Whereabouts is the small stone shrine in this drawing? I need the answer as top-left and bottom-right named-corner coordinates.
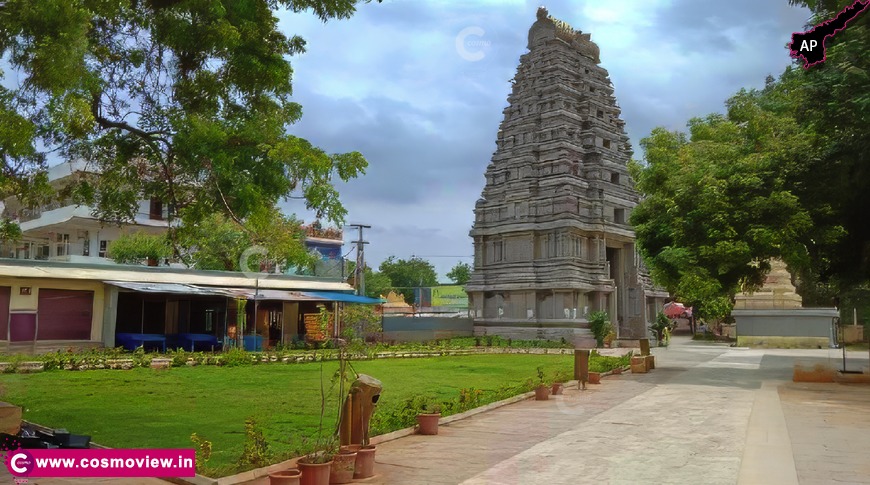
top-left (466, 8), bottom-right (667, 343)
top-left (732, 259), bottom-right (839, 348)
top-left (733, 260), bottom-right (802, 311)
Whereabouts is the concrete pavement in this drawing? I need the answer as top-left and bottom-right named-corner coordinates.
top-left (367, 337), bottom-right (870, 484)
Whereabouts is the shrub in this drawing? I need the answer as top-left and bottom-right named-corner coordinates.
top-left (238, 417), bottom-right (270, 468)
top-left (221, 347), bottom-right (253, 367)
top-left (190, 433), bottom-right (212, 474)
top-left (586, 311), bottom-right (612, 348)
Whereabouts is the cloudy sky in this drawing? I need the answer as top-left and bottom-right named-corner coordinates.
top-left (275, 0), bottom-right (813, 282)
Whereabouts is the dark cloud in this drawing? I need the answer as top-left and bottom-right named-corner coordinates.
top-left (280, 1), bottom-right (811, 280)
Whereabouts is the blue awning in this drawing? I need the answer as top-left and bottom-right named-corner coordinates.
top-left (302, 291), bottom-right (384, 304)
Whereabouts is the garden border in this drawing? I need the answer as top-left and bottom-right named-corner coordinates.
top-left (0, 346), bottom-right (613, 374)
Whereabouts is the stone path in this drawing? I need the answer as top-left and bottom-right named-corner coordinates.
top-left (364, 338), bottom-right (870, 485)
top-left (5, 338), bottom-right (870, 484)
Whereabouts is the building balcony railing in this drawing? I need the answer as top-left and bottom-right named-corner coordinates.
top-left (284, 257), bottom-right (347, 280)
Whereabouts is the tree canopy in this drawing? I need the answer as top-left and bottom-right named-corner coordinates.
top-left (446, 261), bottom-right (472, 285)
top-left (0, 0), bottom-right (375, 242)
top-left (379, 256), bottom-right (438, 305)
top-left (632, 0), bottom-right (870, 313)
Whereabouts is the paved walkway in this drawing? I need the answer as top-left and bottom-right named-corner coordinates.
top-left (6, 338), bottom-right (870, 484)
top-left (365, 338), bottom-right (870, 485)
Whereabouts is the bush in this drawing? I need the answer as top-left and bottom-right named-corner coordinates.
top-left (221, 347), bottom-right (253, 367)
top-left (238, 417), bottom-right (270, 468)
top-left (586, 311), bottom-right (612, 348)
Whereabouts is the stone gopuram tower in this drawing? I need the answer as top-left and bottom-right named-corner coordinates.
top-left (466, 8), bottom-right (666, 343)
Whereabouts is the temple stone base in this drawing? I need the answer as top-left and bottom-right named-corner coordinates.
top-left (732, 308), bottom-right (839, 348)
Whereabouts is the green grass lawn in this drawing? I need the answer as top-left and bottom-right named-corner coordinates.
top-left (0, 353), bottom-right (619, 476)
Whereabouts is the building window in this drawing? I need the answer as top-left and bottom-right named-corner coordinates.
top-left (149, 198), bottom-right (163, 220)
top-left (614, 208), bottom-right (626, 224)
top-left (56, 233), bottom-right (69, 257)
top-left (83, 239), bottom-right (89, 257)
top-left (493, 241), bottom-right (503, 262)
top-left (603, 139), bottom-right (611, 149)
top-left (99, 240), bottom-right (109, 258)
top-left (610, 172), bottom-right (620, 184)
top-left (596, 110), bottom-right (603, 118)
top-left (37, 244), bottom-right (50, 259)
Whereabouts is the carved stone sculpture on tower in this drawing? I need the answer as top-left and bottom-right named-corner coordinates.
top-left (466, 8), bottom-right (667, 344)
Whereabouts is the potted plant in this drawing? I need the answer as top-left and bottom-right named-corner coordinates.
top-left (353, 445), bottom-right (377, 479)
top-left (299, 309), bottom-right (344, 485)
top-left (329, 445), bottom-right (356, 484)
top-left (551, 380), bottom-right (564, 395)
top-left (588, 371), bottom-right (601, 384)
top-left (586, 311), bottom-right (612, 348)
top-left (534, 366), bottom-right (549, 401)
top-left (650, 311), bottom-right (678, 347)
top-left (332, 322), bottom-right (382, 482)
top-left (298, 449), bottom-right (334, 485)
top-left (416, 397), bottom-right (442, 435)
top-left (352, 391), bottom-right (377, 479)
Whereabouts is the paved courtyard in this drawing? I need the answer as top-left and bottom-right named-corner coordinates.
top-left (6, 337), bottom-right (870, 485)
top-left (366, 337), bottom-right (870, 485)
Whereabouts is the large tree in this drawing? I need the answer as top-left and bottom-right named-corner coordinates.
top-left (379, 256), bottom-right (438, 305)
top-left (781, 0), bottom-right (870, 290)
top-left (446, 261), bottom-right (472, 285)
top-left (0, 0), bottom-right (375, 245)
top-left (632, 0), bottom-right (870, 311)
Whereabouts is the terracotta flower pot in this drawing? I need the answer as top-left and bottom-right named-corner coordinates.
top-left (353, 445), bottom-right (376, 479)
top-left (612, 367), bottom-right (623, 375)
top-left (416, 413), bottom-right (441, 435)
top-left (269, 469), bottom-right (301, 485)
top-left (329, 450), bottom-right (357, 484)
top-left (535, 385), bottom-right (549, 401)
top-left (298, 458), bottom-right (333, 485)
top-left (551, 382), bottom-right (563, 395)
top-left (588, 372), bottom-right (601, 384)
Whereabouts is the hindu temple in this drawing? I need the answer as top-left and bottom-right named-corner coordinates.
top-left (466, 8), bottom-right (667, 343)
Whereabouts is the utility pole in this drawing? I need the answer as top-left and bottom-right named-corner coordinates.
top-left (347, 224), bottom-right (370, 296)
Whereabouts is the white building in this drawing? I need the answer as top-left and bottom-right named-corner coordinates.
top-left (2, 160), bottom-right (169, 263)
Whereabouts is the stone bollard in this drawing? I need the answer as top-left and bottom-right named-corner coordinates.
top-left (630, 356), bottom-right (648, 373)
top-left (640, 338), bottom-right (650, 356)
